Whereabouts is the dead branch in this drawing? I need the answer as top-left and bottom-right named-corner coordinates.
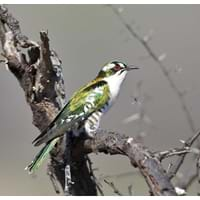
top-left (155, 148), bottom-right (191, 160)
top-left (128, 184), bottom-right (134, 195)
top-left (167, 131), bottom-right (200, 179)
top-left (73, 130), bottom-right (177, 195)
top-left (0, 5), bottom-right (189, 196)
top-left (153, 131), bottom-right (200, 194)
top-left (110, 5), bottom-right (196, 134)
top-left (176, 162), bottom-right (197, 191)
top-left (109, 5), bottom-right (200, 191)
top-left (197, 154), bottom-right (200, 183)
top-left (0, 5), bottom-right (97, 195)
top-left (104, 179), bottom-right (123, 196)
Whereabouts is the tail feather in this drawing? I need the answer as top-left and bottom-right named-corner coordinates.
top-left (32, 128), bottom-right (50, 146)
top-left (32, 133), bottom-right (50, 147)
top-left (25, 138), bottom-right (59, 174)
top-left (32, 128), bottom-right (60, 146)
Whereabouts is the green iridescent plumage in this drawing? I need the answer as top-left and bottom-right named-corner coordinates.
top-left (32, 79), bottom-right (110, 146)
top-left (26, 79), bottom-right (110, 173)
top-left (26, 61), bottom-right (137, 174)
top-left (98, 61), bottom-right (127, 78)
top-left (63, 79), bottom-right (110, 120)
top-left (25, 138), bottom-right (59, 173)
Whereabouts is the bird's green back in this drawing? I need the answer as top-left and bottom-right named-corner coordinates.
top-left (59, 78), bottom-right (110, 122)
top-left (32, 77), bottom-right (110, 146)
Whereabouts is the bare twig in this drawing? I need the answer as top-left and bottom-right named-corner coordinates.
top-left (0, 5), bottom-right (97, 195)
top-left (155, 147), bottom-right (191, 161)
top-left (153, 131), bottom-right (200, 191)
top-left (104, 179), bottom-right (123, 196)
top-left (99, 170), bottom-right (140, 181)
top-left (175, 162), bottom-right (197, 190)
top-left (95, 180), bottom-right (104, 196)
top-left (74, 130), bottom-right (177, 196)
top-left (86, 156), bottom-right (104, 196)
top-left (47, 163), bottom-right (60, 194)
top-left (110, 5), bottom-right (196, 135)
top-left (1, 5), bottom-right (193, 196)
top-left (128, 184), bottom-right (134, 195)
top-left (166, 163), bottom-right (173, 173)
top-left (197, 154), bottom-right (200, 183)
top-left (167, 131), bottom-right (200, 179)
top-left (110, 5), bottom-right (200, 192)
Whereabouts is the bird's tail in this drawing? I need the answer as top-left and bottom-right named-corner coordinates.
top-left (25, 138), bottom-right (59, 174)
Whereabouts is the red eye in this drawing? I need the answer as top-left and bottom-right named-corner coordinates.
top-left (114, 65), bottom-right (121, 71)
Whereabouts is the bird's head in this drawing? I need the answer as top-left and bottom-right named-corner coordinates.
top-left (97, 61), bottom-right (139, 80)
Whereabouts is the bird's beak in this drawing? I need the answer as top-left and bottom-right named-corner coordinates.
top-left (126, 66), bottom-right (140, 71)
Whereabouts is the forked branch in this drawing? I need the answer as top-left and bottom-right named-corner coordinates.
top-left (0, 5), bottom-right (190, 196)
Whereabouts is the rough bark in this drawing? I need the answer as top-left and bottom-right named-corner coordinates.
top-left (73, 130), bottom-right (177, 195)
top-left (0, 5), bottom-right (97, 195)
top-left (0, 5), bottom-right (178, 196)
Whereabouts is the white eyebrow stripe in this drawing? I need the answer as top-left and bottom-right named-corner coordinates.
top-left (103, 63), bottom-right (115, 71)
top-left (119, 63), bottom-right (125, 68)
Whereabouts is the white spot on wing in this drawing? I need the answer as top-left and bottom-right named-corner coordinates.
top-left (66, 118), bottom-right (71, 123)
top-left (86, 87), bottom-right (103, 105)
top-left (94, 87), bottom-right (103, 94)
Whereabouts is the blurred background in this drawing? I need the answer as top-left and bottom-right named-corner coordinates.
top-left (0, 4), bottom-right (200, 195)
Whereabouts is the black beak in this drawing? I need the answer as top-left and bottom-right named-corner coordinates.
top-left (126, 66), bottom-right (140, 71)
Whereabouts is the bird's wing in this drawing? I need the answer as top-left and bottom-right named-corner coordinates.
top-left (32, 79), bottom-right (110, 146)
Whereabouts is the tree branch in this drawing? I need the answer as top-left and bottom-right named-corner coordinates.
top-left (73, 130), bottom-right (177, 196)
top-left (109, 5), bottom-right (200, 192)
top-left (0, 5), bottom-right (97, 195)
top-left (167, 131), bottom-right (200, 179)
top-left (110, 5), bottom-right (196, 134)
top-left (175, 162), bottom-right (197, 191)
top-left (104, 179), bottom-right (123, 196)
top-left (0, 5), bottom-right (183, 196)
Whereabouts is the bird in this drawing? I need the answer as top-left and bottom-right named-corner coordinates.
top-left (25, 61), bottom-right (139, 173)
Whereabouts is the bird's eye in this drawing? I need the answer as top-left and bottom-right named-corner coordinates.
top-left (113, 65), bottom-right (121, 71)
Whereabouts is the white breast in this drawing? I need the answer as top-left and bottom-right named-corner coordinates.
top-left (104, 70), bottom-right (127, 104)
